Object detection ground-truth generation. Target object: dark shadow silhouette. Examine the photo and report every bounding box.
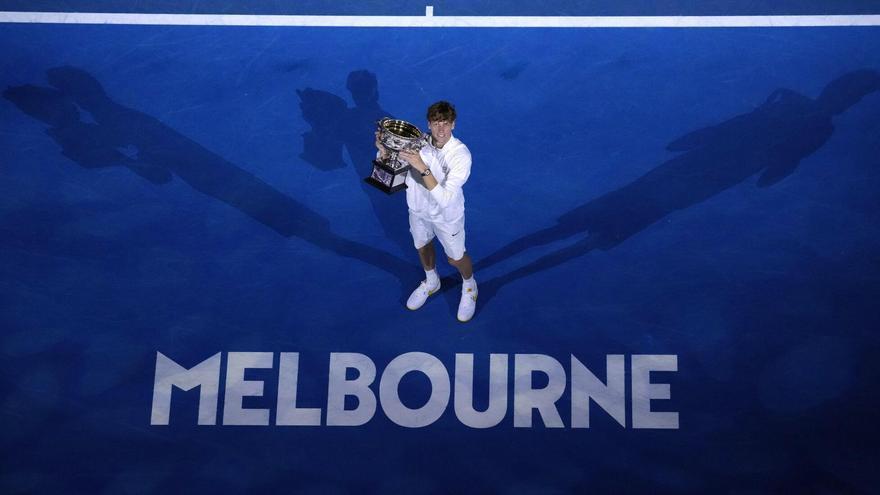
[297,87,348,170]
[297,70,412,255]
[467,69,880,309]
[4,66,413,289]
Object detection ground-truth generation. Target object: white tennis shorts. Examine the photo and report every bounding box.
[409,212,467,261]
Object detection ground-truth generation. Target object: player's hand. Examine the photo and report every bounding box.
[375,131,389,159]
[399,150,426,172]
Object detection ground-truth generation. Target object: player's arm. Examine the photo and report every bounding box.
[399,150,438,190]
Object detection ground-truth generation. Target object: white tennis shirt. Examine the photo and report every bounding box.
[405,134,472,223]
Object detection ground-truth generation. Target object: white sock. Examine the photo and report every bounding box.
[462,275,476,290]
[425,268,439,286]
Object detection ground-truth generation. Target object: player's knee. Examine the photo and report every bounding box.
[448,254,466,266]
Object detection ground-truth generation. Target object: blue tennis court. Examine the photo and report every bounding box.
[2,2,879,493]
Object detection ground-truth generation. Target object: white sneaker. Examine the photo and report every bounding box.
[457,283,478,322]
[406,279,441,310]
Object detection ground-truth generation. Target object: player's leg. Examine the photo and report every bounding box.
[406,214,441,310]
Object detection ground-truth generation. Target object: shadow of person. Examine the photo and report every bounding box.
[297,87,348,170]
[470,69,880,309]
[4,66,413,289]
[297,70,412,255]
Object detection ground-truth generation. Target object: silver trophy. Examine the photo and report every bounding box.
[366,117,428,194]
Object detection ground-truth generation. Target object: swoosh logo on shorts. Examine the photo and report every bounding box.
[451,231,460,236]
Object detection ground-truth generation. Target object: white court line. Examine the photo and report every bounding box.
[0,11,879,27]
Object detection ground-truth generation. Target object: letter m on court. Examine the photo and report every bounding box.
[151,352,222,425]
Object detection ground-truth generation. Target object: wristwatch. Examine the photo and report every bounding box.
[420,168,431,177]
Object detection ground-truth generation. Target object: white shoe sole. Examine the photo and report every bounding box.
[457,295,478,323]
[406,285,440,311]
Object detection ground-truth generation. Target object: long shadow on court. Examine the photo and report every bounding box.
[451,69,880,313]
[4,66,414,291]
[297,69,413,256]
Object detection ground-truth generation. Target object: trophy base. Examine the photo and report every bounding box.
[365,159,409,194]
[365,177,408,194]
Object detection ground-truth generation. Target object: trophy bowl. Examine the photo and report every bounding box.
[366,117,428,194]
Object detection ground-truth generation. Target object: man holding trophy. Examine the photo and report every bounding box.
[374,101,477,322]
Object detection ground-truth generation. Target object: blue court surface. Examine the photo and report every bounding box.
[2,2,880,494]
